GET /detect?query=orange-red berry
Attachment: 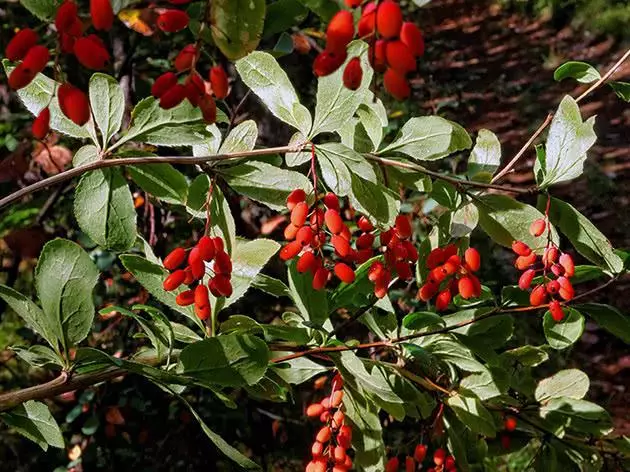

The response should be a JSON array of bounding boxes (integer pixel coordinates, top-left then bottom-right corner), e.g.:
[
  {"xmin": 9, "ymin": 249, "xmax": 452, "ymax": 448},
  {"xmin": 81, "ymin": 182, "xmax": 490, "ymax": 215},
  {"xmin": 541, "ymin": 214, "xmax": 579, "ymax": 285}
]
[
  {"xmin": 163, "ymin": 270, "xmax": 186, "ymax": 291},
  {"xmin": 386, "ymin": 40, "xmax": 416, "ymax": 74},
  {"xmin": 400, "ymin": 22, "xmax": 425, "ymax": 57},
  {"xmin": 511, "ymin": 240, "xmax": 531, "ymax": 257},
  {"xmin": 414, "ymin": 444, "xmax": 427, "ymax": 462},
  {"xmin": 557, "ymin": 276, "xmax": 574, "ymax": 301},
  {"xmin": 58, "ymin": 83, "xmax": 90, "ymax": 125},
  {"xmin": 208, "ymin": 274, "xmax": 233, "ymax": 297},
  {"xmin": 291, "ymin": 201, "xmax": 309, "ymax": 226},
  {"xmin": 433, "ymin": 448, "xmax": 446, "ymax": 466},
  {"xmin": 22, "ymin": 45, "xmax": 49, "ymax": 73},
  {"xmin": 368, "ymin": 38, "xmax": 388, "ymax": 72},
  {"xmin": 384, "ymin": 67, "xmax": 410, "ymax": 100},
  {"xmin": 197, "ymin": 236, "xmax": 216, "ymax": 261},
  {"xmin": 297, "ymin": 251, "xmax": 317, "ymax": 273},
  {"xmin": 357, "ymin": 215, "xmax": 373, "ymax": 232},
  {"xmin": 316, "ymin": 426, "xmax": 332, "ymax": 443},
  {"xmin": 306, "ymin": 403, "xmax": 325, "ymax": 417},
  {"xmin": 198, "ymin": 94, "xmax": 217, "ymax": 123},
  {"xmin": 175, "ymin": 289, "xmax": 195, "ymax": 306},
  {"xmin": 159, "ymin": 84, "xmax": 187, "ymax": 109},
  {"xmin": 515, "ymin": 252, "xmax": 537, "ymax": 270},
  {"xmin": 325, "ymin": 209, "xmax": 344, "ymax": 235},
  {"xmin": 464, "ymin": 247, "xmax": 481, "ymax": 271},
  {"xmin": 405, "ymin": 456, "xmax": 416, "ymax": 472},
  {"xmin": 385, "ymin": 457, "xmax": 400, "ymax": 472},
  {"xmin": 312, "ymin": 267, "xmax": 330, "ymax": 290},
  {"xmin": 326, "ymin": 10, "xmax": 354, "ymax": 53},
  {"xmin": 152, "ymin": 72, "xmax": 178, "ymax": 99},
  {"xmin": 313, "ymin": 49, "xmax": 347, "ymax": 77},
  {"xmin": 518, "ymin": 268, "xmax": 536, "ymax": 290},
  {"xmin": 436, "ymin": 289, "xmax": 452, "ymax": 311},
  {"xmin": 332, "ymin": 234, "xmax": 351, "ymax": 257},
  {"xmin": 418, "ymin": 281, "xmax": 438, "ymax": 301},
  {"xmin": 504, "ymin": 416, "xmax": 517, "ymax": 431},
  {"xmin": 549, "ymin": 300, "xmax": 564, "ymax": 322},
  {"xmin": 559, "ymin": 253, "xmax": 575, "ymax": 277},
  {"xmin": 287, "ymin": 189, "xmax": 306, "ymax": 210},
  {"xmin": 395, "ymin": 214, "xmax": 413, "ymax": 239},
  {"xmin": 164, "ymin": 247, "xmax": 187, "ymax": 270},
  {"xmin": 214, "ymin": 250, "xmax": 232, "ymax": 274},
  {"xmin": 174, "ymin": 44, "xmax": 197, "ymax": 71},
  {"xmin": 530, "ymin": 284, "xmax": 547, "ymax": 306},
  {"xmin": 376, "ymin": 1, "xmax": 402, "ymax": 38},
  {"xmin": 296, "ymin": 226, "xmax": 314, "ymax": 246},
  {"xmin": 334, "ymin": 263, "xmax": 355, "ymax": 283},
  {"xmin": 529, "ymin": 218, "xmax": 546, "ymax": 237},
  {"xmin": 73, "ymin": 35, "xmax": 109, "ymax": 70},
  {"xmin": 458, "ymin": 276, "xmax": 475, "ymax": 299}
]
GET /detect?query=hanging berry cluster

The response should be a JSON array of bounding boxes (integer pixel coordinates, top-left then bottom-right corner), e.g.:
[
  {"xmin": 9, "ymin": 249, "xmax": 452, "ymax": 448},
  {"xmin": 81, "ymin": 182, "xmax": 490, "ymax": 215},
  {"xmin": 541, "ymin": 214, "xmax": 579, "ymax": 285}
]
[
  {"xmin": 385, "ymin": 444, "xmax": 456, "ymax": 472},
  {"xmin": 417, "ymin": 245, "xmax": 482, "ymax": 311},
  {"xmin": 162, "ymin": 235, "xmax": 232, "ymax": 321},
  {"xmin": 513, "ymin": 217, "xmax": 575, "ymax": 322},
  {"xmin": 314, "ymin": 1, "xmax": 425, "ymax": 100},
  {"xmin": 305, "ymin": 374, "xmax": 353, "ymax": 472},
  {"xmin": 280, "ymin": 190, "xmax": 366, "ymax": 290},
  {"xmin": 367, "ymin": 215, "xmax": 419, "ymax": 298}
]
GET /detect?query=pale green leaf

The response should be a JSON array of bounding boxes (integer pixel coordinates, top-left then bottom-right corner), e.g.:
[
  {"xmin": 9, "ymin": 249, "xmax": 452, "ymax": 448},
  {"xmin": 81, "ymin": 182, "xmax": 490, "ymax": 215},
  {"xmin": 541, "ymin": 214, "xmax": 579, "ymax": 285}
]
[
  {"xmin": 542, "ymin": 308, "xmax": 584, "ymax": 350},
  {"xmin": 447, "ymin": 392, "xmax": 496, "ymax": 437},
  {"xmin": 535, "ymin": 369, "xmax": 590, "ymax": 402},
  {"xmin": 128, "ymin": 164, "xmax": 188, "ymax": 204},
  {"xmin": 287, "ymin": 259, "xmax": 328, "ymax": 326},
  {"xmin": 218, "ymin": 120, "xmax": 258, "ymax": 154},
  {"xmin": 450, "ymin": 202, "xmax": 479, "ymax": 238},
  {"xmin": 349, "ymin": 174, "xmax": 400, "ymax": 227},
  {"xmin": 271, "ymin": 354, "xmax": 328, "ymax": 384},
  {"xmin": 209, "ymin": 184, "xmax": 236, "ymax": 255},
  {"xmin": 73, "ymin": 145, "xmax": 100, "ymax": 167},
  {"xmin": 468, "ymin": 129, "xmax": 501, "ymax": 181},
  {"xmin": 1, "ymin": 401, "xmax": 64, "ymax": 451},
  {"xmin": 89, "ymin": 73, "xmax": 124, "ymax": 148}
]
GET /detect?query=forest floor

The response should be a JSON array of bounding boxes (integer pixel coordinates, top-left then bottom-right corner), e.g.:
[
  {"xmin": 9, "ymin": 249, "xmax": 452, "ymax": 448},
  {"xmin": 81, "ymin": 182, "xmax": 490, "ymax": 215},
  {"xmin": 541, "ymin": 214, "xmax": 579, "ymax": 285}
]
[{"xmin": 416, "ymin": 0, "xmax": 630, "ymax": 435}]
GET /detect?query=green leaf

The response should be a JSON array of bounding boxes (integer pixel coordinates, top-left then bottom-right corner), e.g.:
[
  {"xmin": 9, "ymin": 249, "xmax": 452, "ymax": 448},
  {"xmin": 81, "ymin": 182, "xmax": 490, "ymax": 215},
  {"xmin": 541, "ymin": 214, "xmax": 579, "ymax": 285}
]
[
  {"xmin": 186, "ymin": 174, "xmax": 212, "ymax": 219},
  {"xmin": 311, "ymin": 41, "xmax": 374, "ymax": 138},
  {"xmin": 73, "ymin": 144, "xmax": 100, "ymax": 166},
  {"xmin": 115, "ymin": 97, "xmax": 222, "ymax": 149},
  {"xmin": 349, "ymin": 174, "xmax": 400, "ymax": 227},
  {"xmin": 119, "ymin": 255, "xmax": 202, "ymax": 331},
  {"xmin": 316, "ymin": 142, "xmax": 377, "ymax": 196},
  {"xmin": 18, "ymin": 0, "xmax": 61, "ymax": 20},
  {"xmin": 2, "ymin": 59, "xmax": 94, "ymax": 141},
  {"xmin": 553, "ymin": 61, "xmax": 601, "ymax": 84},
  {"xmin": 222, "ymin": 239, "xmax": 280, "ymax": 309},
  {"xmin": 13, "ymin": 345, "xmax": 63, "ymax": 368},
  {"xmin": 35, "ymin": 239, "xmax": 99, "ymax": 347},
  {"xmin": 252, "ymin": 274, "xmax": 291, "ymax": 298},
  {"xmin": 296, "ymin": 0, "xmax": 339, "ymax": 21},
  {"xmin": 460, "ymin": 370, "xmax": 502, "ymax": 401},
  {"xmin": 468, "ymin": 129, "xmax": 501, "ymax": 181},
  {"xmin": 179, "ymin": 334, "xmax": 269, "ymax": 387},
  {"xmin": 1, "ymin": 401, "xmax": 64, "ymax": 451},
  {"xmin": 609, "ymin": 81, "xmax": 630, "ymax": 102},
  {"xmin": 356, "ymin": 101, "xmax": 388, "ymax": 151},
  {"xmin": 271, "ymin": 354, "xmax": 328, "ymax": 384},
  {"xmin": 89, "ymin": 73, "xmax": 124, "ymax": 148},
  {"xmin": 235, "ymin": 51, "xmax": 311, "ymax": 136},
  {"xmin": 343, "ymin": 385, "xmax": 385, "ymax": 471},
  {"xmin": 74, "ymin": 168, "xmax": 137, "ymax": 251},
  {"xmin": 209, "ymin": 184, "xmax": 236, "ymax": 255},
  {"xmin": 476, "ymin": 194, "xmax": 558, "ymax": 251},
  {"xmin": 450, "ymin": 202, "xmax": 479, "ymax": 238},
  {"xmin": 0, "ymin": 285, "xmax": 57, "ymax": 351},
  {"xmin": 402, "ymin": 311, "xmax": 446, "ymax": 330},
  {"xmin": 263, "ymin": 0, "xmax": 308, "ymax": 38},
  {"xmin": 424, "ymin": 335, "xmax": 487, "ymax": 373},
  {"xmin": 210, "ymin": 0, "xmax": 266, "ymax": 60},
  {"xmin": 535, "ymin": 369, "xmax": 589, "ymax": 402},
  {"xmin": 221, "ymin": 160, "xmax": 313, "ymax": 210},
  {"xmin": 542, "ymin": 308, "xmax": 584, "ymax": 350},
  {"xmin": 218, "ymin": 120, "xmax": 258, "ymax": 154},
  {"xmin": 545, "ymin": 196, "xmax": 624, "ymax": 273},
  {"xmin": 329, "ymin": 256, "xmax": 382, "ymax": 311},
  {"xmin": 537, "ymin": 96, "xmax": 596, "ymax": 188},
  {"xmin": 447, "ymin": 392, "xmax": 496, "ymax": 437},
  {"xmin": 378, "ymin": 116, "xmax": 472, "ymax": 161},
  {"xmin": 540, "ymin": 397, "xmax": 613, "ymax": 436},
  {"xmin": 502, "ymin": 345, "xmax": 549, "ymax": 367},
  {"xmin": 577, "ymin": 303, "xmax": 630, "ymax": 344},
  {"xmin": 287, "ymin": 259, "xmax": 328, "ymax": 326},
  {"xmin": 128, "ymin": 164, "xmax": 188, "ymax": 205},
  {"xmin": 192, "ymin": 124, "xmax": 222, "ymax": 157},
  {"xmin": 285, "ymin": 132, "xmax": 310, "ymax": 166}
]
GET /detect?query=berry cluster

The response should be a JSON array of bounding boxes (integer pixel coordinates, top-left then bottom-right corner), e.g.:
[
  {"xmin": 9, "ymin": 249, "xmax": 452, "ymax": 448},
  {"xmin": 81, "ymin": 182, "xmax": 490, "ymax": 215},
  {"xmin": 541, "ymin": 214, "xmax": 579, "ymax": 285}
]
[
  {"xmin": 385, "ymin": 445, "xmax": 456, "ymax": 472},
  {"xmin": 280, "ymin": 190, "xmax": 366, "ymax": 290},
  {"xmin": 305, "ymin": 374, "xmax": 353, "ymax": 472},
  {"xmin": 513, "ymin": 218, "xmax": 575, "ymax": 321},
  {"xmin": 314, "ymin": 1, "xmax": 425, "ymax": 100},
  {"xmin": 367, "ymin": 215, "xmax": 419, "ymax": 298},
  {"xmin": 162, "ymin": 236, "xmax": 232, "ymax": 321},
  {"xmin": 417, "ymin": 245, "xmax": 482, "ymax": 311}
]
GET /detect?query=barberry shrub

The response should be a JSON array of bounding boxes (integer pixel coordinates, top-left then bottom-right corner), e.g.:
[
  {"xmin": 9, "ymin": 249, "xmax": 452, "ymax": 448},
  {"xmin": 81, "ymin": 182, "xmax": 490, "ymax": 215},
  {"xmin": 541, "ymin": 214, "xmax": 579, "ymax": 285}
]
[{"xmin": 1, "ymin": 1, "xmax": 630, "ymax": 471}]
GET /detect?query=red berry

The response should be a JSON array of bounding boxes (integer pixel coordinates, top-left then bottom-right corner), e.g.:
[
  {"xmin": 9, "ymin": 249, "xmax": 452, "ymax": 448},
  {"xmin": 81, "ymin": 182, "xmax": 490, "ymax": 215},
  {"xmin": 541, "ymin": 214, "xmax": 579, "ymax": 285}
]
[
  {"xmin": 325, "ymin": 209, "xmax": 344, "ymax": 234},
  {"xmin": 400, "ymin": 22, "xmax": 425, "ymax": 57},
  {"xmin": 357, "ymin": 215, "xmax": 373, "ymax": 232},
  {"xmin": 433, "ymin": 448, "xmax": 446, "ymax": 466},
  {"xmin": 515, "ymin": 252, "xmax": 537, "ymax": 270},
  {"xmin": 332, "ymin": 409, "xmax": 345, "ymax": 427},
  {"xmin": 214, "ymin": 250, "xmax": 232, "ymax": 274},
  {"xmin": 280, "ymin": 241, "xmax": 302, "ymax": 261},
  {"xmin": 284, "ymin": 223, "xmax": 299, "ymax": 240},
  {"xmin": 296, "ymin": 226, "xmax": 314, "ymax": 246},
  {"xmin": 518, "ymin": 269, "xmax": 536, "ymax": 290},
  {"xmin": 429, "ymin": 266, "xmax": 448, "ymax": 284},
  {"xmin": 311, "ymin": 441, "xmax": 324, "ymax": 458},
  {"xmin": 458, "ymin": 276, "xmax": 475, "ymax": 299},
  {"xmin": 332, "ymin": 234, "xmax": 351, "ymax": 257},
  {"xmin": 334, "ymin": 262, "xmax": 355, "ymax": 283},
  {"xmin": 58, "ymin": 83, "xmax": 91, "ymax": 125},
  {"xmin": 436, "ymin": 289, "xmax": 452, "ymax": 311},
  {"xmin": 557, "ymin": 276, "xmax": 574, "ymax": 301},
  {"xmin": 195, "ymin": 304, "xmax": 211, "ymax": 321},
  {"xmin": 357, "ymin": 4, "xmax": 376, "ymax": 39},
  {"xmin": 208, "ymin": 274, "xmax": 233, "ymax": 297},
  {"xmin": 376, "ymin": 1, "xmax": 403, "ymax": 38},
  {"xmin": 212, "ymin": 237, "xmax": 225, "ymax": 253},
  {"xmin": 163, "ymin": 270, "xmax": 186, "ymax": 291},
  {"xmin": 512, "ymin": 240, "xmax": 531, "ymax": 257},
  {"xmin": 529, "ymin": 218, "xmax": 546, "ymax": 237},
  {"xmin": 194, "ymin": 283, "xmax": 209, "ymax": 305},
  {"xmin": 405, "ymin": 456, "xmax": 415, "ymax": 472},
  {"xmin": 344, "ymin": 0, "xmax": 362, "ymax": 6},
  {"xmin": 395, "ymin": 261, "xmax": 413, "ymax": 280},
  {"xmin": 546, "ymin": 279, "xmax": 560, "ymax": 294},
  {"xmin": 368, "ymin": 38, "xmax": 388, "ymax": 72},
  {"xmin": 286, "ymin": 189, "xmax": 306, "ymax": 210},
  {"xmin": 445, "ymin": 456, "xmax": 456, "ymax": 471},
  {"xmin": 504, "ymin": 416, "xmax": 517, "ymax": 431},
  {"xmin": 174, "ymin": 44, "xmax": 197, "ymax": 71},
  {"xmin": 543, "ymin": 246, "xmax": 559, "ymax": 268},
  {"xmin": 384, "ymin": 67, "xmax": 411, "ymax": 100},
  {"xmin": 368, "ymin": 261, "xmax": 385, "ymax": 282},
  {"xmin": 316, "ymin": 426, "xmax": 332, "ymax": 443},
  {"xmin": 157, "ymin": 10, "xmax": 190, "ymax": 32},
  {"xmin": 209, "ymin": 65, "xmax": 229, "ymax": 99},
  {"xmin": 159, "ymin": 84, "xmax": 187, "ymax": 109},
  {"xmin": 184, "ymin": 72, "xmax": 206, "ymax": 106},
  {"xmin": 312, "ymin": 267, "xmax": 330, "ymax": 290},
  {"xmin": 306, "ymin": 459, "xmax": 327, "ymax": 472},
  {"xmin": 290, "ymin": 201, "xmax": 309, "ymax": 226},
  {"xmin": 559, "ymin": 253, "xmax": 575, "ymax": 277},
  {"xmin": 296, "ymin": 251, "xmax": 317, "ymax": 273},
  {"xmin": 313, "ymin": 49, "xmax": 347, "ymax": 77},
  {"xmin": 164, "ymin": 247, "xmax": 187, "ymax": 270},
  {"xmin": 199, "ymin": 94, "xmax": 217, "ymax": 124},
  {"xmin": 22, "ymin": 45, "xmax": 49, "ymax": 74},
  {"xmin": 73, "ymin": 36, "xmax": 110, "ymax": 70},
  {"xmin": 151, "ymin": 72, "xmax": 178, "ymax": 99},
  {"xmin": 427, "ymin": 247, "xmax": 446, "ymax": 269},
  {"xmin": 306, "ymin": 403, "xmax": 325, "ymax": 417},
  {"xmin": 197, "ymin": 236, "xmax": 216, "ymax": 261},
  {"xmin": 356, "ymin": 232, "xmax": 375, "ymax": 250},
  {"xmin": 323, "ymin": 192, "xmax": 340, "ymax": 211},
  {"xmin": 464, "ymin": 247, "xmax": 481, "ymax": 271},
  {"xmin": 32, "ymin": 107, "xmax": 50, "ymax": 140},
  {"xmin": 386, "ymin": 40, "xmax": 416, "ymax": 74},
  {"xmin": 549, "ymin": 300, "xmax": 564, "ymax": 322},
  {"xmin": 418, "ymin": 281, "xmax": 438, "ymax": 301},
  {"xmin": 414, "ymin": 444, "xmax": 427, "ymax": 462},
  {"xmin": 55, "ymin": 1, "xmax": 79, "ymax": 34},
  {"xmin": 395, "ymin": 214, "xmax": 412, "ymax": 239},
  {"xmin": 342, "ymin": 57, "xmax": 363, "ymax": 91},
  {"xmin": 529, "ymin": 284, "xmax": 547, "ymax": 306},
  {"xmin": 175, "ymin": 289, "xmax": 195, "ymax": 306},
  {"xmin": 91, "ymin": 0, "xmax": 114, "ymax": 31},
  {"xmin": 385, "ymin": 457, "xmax": 400, "ymax": 472},
  {"xmin": 326, "ymin": 10, "xmax": 354, "ymax": 53},
  {"xmin": 5, "ymin": 28, "xmax": 38, "ymax": 61}
]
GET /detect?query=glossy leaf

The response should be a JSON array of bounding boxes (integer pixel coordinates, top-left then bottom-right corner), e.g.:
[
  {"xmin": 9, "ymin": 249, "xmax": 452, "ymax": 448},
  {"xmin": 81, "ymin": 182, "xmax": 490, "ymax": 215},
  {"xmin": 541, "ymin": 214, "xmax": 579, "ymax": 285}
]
[
  {"xmin": 1, "ymin": 401, "xmax": 64, "ymax": 451},
  {"xmin": 447, "ymin": 392, "xmax": 496, "ymax": 437},
  {"xmin": 577, "ymin": 303, "xmax": 630, "ymax": 344},
  {"xmin": 554, "ymin": 61, "xmax": 601, "ymax": 83},
  {"xmin": 210, "ymin": 0, "xmax": 266, "ymax": 60},
  {"xmin": 287, "ymin": 259, "xmax": 328, "ymax": 326},
  {"xmin": 468, "ymin": 129, "xmax": 501, "ymax": 181},
  {"xmin": 542, "ymin": 308, "xmax": 584, "ymax": 350},
  {"xmin": 89, "ymin": 73, "xmax": 124, "ymax": 148},
  {"xmin": 128, "ymin": 163, "xmax": 188, "ymax": 205}
]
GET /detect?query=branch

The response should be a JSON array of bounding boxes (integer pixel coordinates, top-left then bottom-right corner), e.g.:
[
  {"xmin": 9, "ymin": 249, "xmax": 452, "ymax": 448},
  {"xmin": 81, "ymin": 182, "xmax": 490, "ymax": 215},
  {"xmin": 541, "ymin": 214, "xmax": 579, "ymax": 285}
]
[
  {"xmin": 491, "ymin": 47, "xmax": 630, "ymax": 184},
  {"xmin": 0, "ymin": 144, "xmax": 305, "ymax": 210}
]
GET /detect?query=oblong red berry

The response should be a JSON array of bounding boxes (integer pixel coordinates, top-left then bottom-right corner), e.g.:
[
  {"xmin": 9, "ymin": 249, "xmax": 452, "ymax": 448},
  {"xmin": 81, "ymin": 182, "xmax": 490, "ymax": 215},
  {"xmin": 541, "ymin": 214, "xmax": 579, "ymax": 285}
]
[
  {"xmin": 313, "ymin": 49, "xmax": 347, "ymax": 77},
  {"xmin": 357, "ymin": 215, "xmax": 373, "ymax": 232},
  {"xmin": 284, "ymin": 223, "xmax": 299, "ymax": 240},
  {"xmin": 427, "ymin": 247, "xmax": 445, "ymax": 269},
  {"xmin": 515, "ymin": 252, "xmax": 537, "ymax": 270},
  {"xmin": 194, "ymin": 284, "xmax": 209, "ymax": 306},
  {"xmin": 58, "ymin": 83, "xmax": 90, "ymax": 125},
  {"xmin": 5, "ymin": 28, "xmax": 38, "ymax": 61},
  {"xmin": 163, "ymin": 269, "xmax": 186, "ymax": 291},
  {"xmin": 414, "ymin": 444, "xmax": 427, "ymax": 462},
  {"xmin": 418, "ymin": 282, "xmax": 438, "ymax": 301},
  {"xmin": 356, "ymin": 232, "xmax": 375, "ymax": 249},
  {"xmin": 376, "ymin": 1, "xmax": 402, "ymax": 38},
  {"xmin": 55, "ymin": 1, "xmax": 79, "ymax": 34},
  {"xmin": 559, "ymin": 253, "xmax": 575, "ymax": 277},
  {"xmin": 543, "ymin": 246, "xmax": 559, "ymax": 267},
  {"xmin": 332, "ymin": 234, "xmax": 351, "ymax": 257},
  {"xmin": 326, "ymin": 10, "xmax": 354, "ymax": 53},
  {"xmin": 357, "ymin": 3, "xmax": 376, "ymax": 39},
  {"xmin": 386, "ymin": 40, "xmax": 416, "ymax": 74},
  {"xmin": 343, "ymin": 57, "xmax": 363, "ymax": 91},
  {"xmin": 312, "ymin": 267, "xmax": 330, "ymax": 290},
  {"xmin": 199, "ymin": 94, "xmax": 217, "ymax": 124},
  {"xmin": 214, "ymin": 251, "xmax": 232, "ymax": 274},
  {"xmin": 280, "ymin": 240, "xmax": 302, "ymax": 261},
  {"xmin": 458, "ymin": 276, "xmax": 475, "ymax": 299},
  {"xmin": 195, "ymin": 304, "xmax": 211, "ymax": 321},
  {"xmin": 22, "ymin": 45, "xmax": 49, "ymax": 74},
  {"xmin": 175, "ymin": 289, "xmax": 195, "ymax": 306},
  {"xmin": 159, "ymin": 84, "xmax": 187, "ymax": 109},
  {"xmin": 512, "ymin": 240, "xmax": 531, "ymax": 257},
  {"xmin": 209, "ymin": 65, "xmax": 229, "ymax": 99},
  {"xmin": 306, "ymin": 403, "xmax": 325, "ymax": 417},
  {"xmin": 157, "ymin": 10, "xmax": 190, "ymax": 32},
  {"xmin": 32, "ymin": 107, "xmax": 50, "ymax": 140},
  {"xmin": 385, "ymin": 457, "xmax": 400, "ymax": 472},
  {"xmin": 164, "ymin": 247, "xmax": 187, "ymax": 270},
  {"xmin": 546, "ymin": 279, "xmax": 560, "ymax": 294},
  {"xmin": 297, "ymin": 251, "xmax": 317, "ymax": 273},
  {"xmin": 174, "ymin": 44, "xmax": 197, "ymax": 71},
  {"xmin": 405, "ymin": 456, "xmax": 415, "ymax": 472},
  {"xmin": 208, "ymin": 274, "xmax": 232, "ymax": 297},
  {"xmin": 286, "ymin": 189, "xmax": 306, "ymax": 210},
  {"xmin": 529, "ymin": 218, "xmax": 546, "ymax": 237},
  {"xmin": 400, "ymin": 22, "xmax": 425, "ymax": 57},
  {"xmin": 290, "ymin": 201, "xmax": 309, "ymax": 227},
  {"xmin": 296, "ymin": 226, "xmax": 314, "ymax": 246},
  {"xmin": 434, "ymin": 448, "xmax": 446, "ymax": 466},
  {"xmin": 557, "ymin": 276, "xmax": 574, "ymax": 301},
  {"xmin": 334, "ymin": 262, "xmax": 355, "ymax": 283},
  {"xmin": 436, "ymin": 289, "xmax": 451, "ymax": 311},
  {"xmin": 91, "ymin": 0, "xmax": 114, "ymax": 31},
  {"xmin": 384, "ymin": 67, "xmax": 410, "ymax": 100},
  {"xmin": 151, "ymin": 72, "xmax": 178, "ymax": 99},
  {"xmin": 504, "ymin": 416, "xmax": 517, "ymax": 432},
  {"xmin": 325, "ymin": 209, "xmax": 344, "ymax": 234},
  {"xmin": 549, "ymin": 300, "xmax": 564, "ymax": 322},
  {"xmin": 74, "ymin": 36, "xmax": 110, "ymax": 70},
  {"xmin": 212, "ymin": 237, "xmax": 225, "ymax": 253},
  {"xmin": 462, "ymin": 247, "xmax": 480, "ymax": 272},
  {"xmin": 184, "ymin": 72, "xmax": 205, "ymax": 106},
  {"xmin": 197, "ymin": 236, "xmax": 216, "ymax": 261},
  {"xmin": 334, "ymin": 446, "xmax": 347, "ymax": 464},
  {"xmin": 518, "ymin": 268, "xmax": 536, "ymax": 290},
  {"xmin": 529, "ymin": 284, "xmax": 547, "ymax": 306}
]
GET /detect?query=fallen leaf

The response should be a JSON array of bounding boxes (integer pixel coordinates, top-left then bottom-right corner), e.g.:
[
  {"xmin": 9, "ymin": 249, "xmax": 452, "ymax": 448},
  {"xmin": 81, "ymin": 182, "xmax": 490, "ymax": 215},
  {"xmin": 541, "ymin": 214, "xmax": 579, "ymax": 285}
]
[{"xmin": 32, "ymin": 144, "xmax": 72, "ymax": 175}]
